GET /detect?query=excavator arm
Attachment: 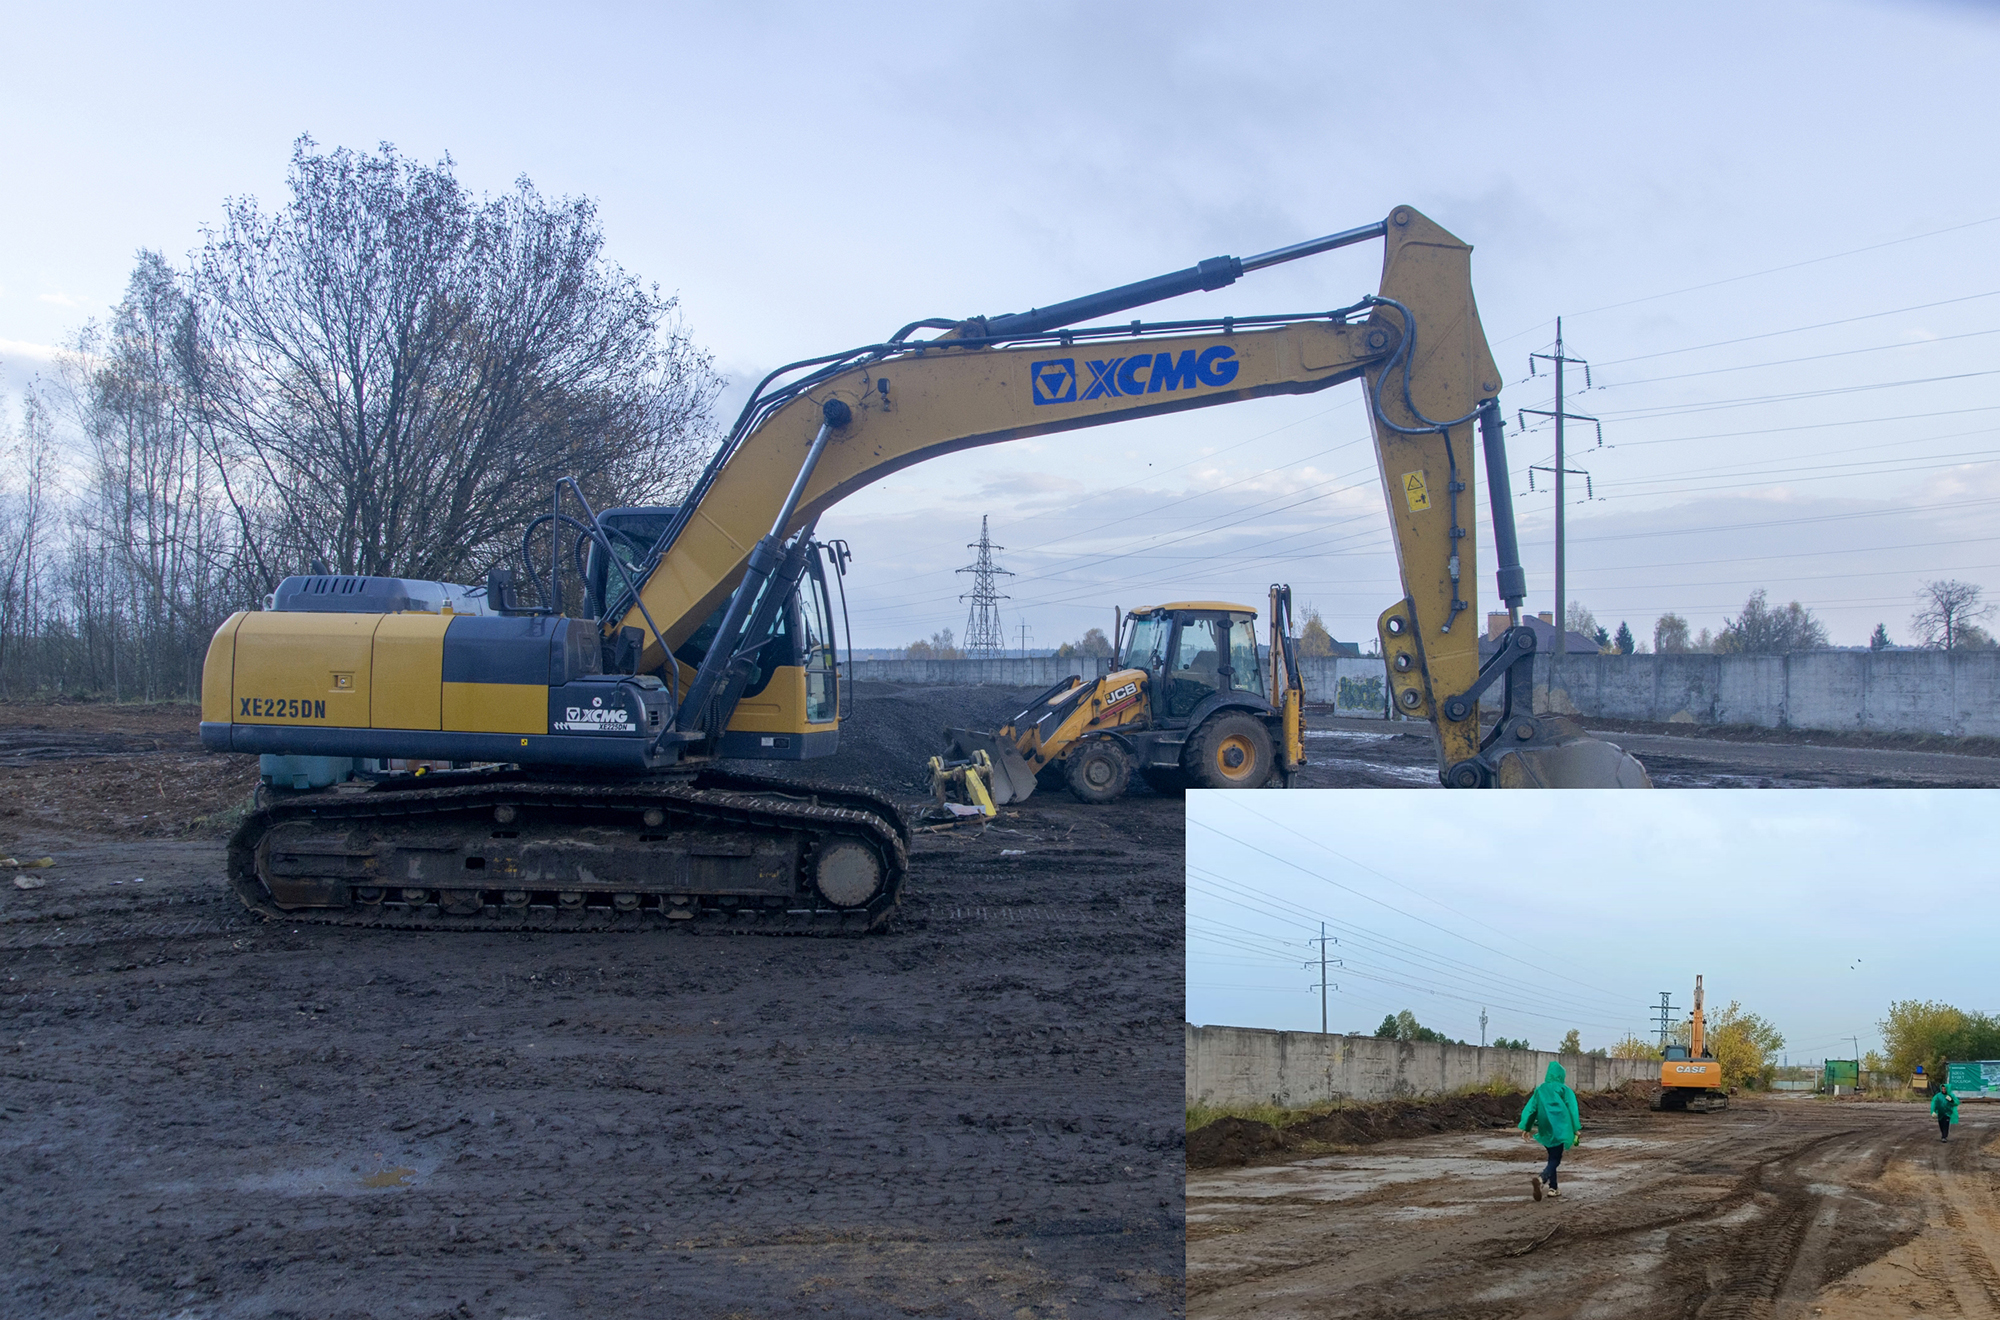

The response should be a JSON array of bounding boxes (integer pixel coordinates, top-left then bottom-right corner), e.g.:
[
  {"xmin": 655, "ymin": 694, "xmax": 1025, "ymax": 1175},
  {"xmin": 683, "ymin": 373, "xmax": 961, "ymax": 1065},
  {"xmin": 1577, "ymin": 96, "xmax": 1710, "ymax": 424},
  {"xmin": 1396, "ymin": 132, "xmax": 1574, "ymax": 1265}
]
[{"xmin": 610, "ymin": 206, "xmax": 1646, "ymax": 788}]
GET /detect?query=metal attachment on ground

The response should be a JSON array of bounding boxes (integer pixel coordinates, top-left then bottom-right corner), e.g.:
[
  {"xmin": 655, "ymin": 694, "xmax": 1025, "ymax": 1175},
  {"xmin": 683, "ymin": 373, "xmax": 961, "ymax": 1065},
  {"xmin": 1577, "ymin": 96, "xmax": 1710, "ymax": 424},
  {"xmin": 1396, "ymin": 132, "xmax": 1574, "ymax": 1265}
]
[{"xmin": 928, "ymin": 748, "xmax": 999, "ymax": 818}]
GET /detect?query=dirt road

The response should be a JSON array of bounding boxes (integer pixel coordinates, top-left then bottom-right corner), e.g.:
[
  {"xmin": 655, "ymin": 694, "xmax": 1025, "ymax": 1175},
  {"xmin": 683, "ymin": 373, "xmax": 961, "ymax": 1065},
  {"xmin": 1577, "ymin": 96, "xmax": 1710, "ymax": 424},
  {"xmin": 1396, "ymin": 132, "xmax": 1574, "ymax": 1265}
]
[
  {"xmin": 0, "ymin": 687, "xmax": 1184, "ymax": 1319},
  {"xmin": 1296, "ymin": 716, "xmax": 2000, "ymax": 788},
  {"xmin": 1189, "ymin": 1097, "xmax": 2000, "ymax": 1319}
]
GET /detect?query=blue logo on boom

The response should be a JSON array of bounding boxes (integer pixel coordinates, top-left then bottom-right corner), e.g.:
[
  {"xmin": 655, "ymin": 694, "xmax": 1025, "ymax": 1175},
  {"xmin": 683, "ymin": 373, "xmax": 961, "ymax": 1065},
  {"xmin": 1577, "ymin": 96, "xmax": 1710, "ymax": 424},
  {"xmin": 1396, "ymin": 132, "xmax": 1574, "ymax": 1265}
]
[
  {"xmin": 1031, "ymin": 345, "xmax": 1239, "ymax": 406},
  {"xmin": 1031, "ymin": 359, "xmax": 1077, "ymax": 404}
]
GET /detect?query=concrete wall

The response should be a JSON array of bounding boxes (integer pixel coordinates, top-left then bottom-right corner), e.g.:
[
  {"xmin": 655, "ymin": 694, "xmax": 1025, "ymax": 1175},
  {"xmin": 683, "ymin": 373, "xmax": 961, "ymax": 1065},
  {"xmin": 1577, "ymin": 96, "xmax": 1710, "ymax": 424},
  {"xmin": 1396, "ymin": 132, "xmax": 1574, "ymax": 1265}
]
[
  {"xmin": 1521, "ymin": 649, "xmax": 2000, "ymax": 737},
  {"xmin": 1186, "ymin": 1023, "xmax": 1658, "ymax": 1109},
  {"xmin": 848, "ymin": 650, "xmax": 2000, "ymax": 737}
]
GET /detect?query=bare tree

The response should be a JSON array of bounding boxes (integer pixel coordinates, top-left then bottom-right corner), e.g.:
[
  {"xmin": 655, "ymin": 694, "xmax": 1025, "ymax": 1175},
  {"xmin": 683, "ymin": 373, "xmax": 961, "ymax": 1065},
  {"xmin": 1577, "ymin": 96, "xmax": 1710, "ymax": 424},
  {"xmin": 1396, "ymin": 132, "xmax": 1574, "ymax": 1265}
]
[
  {"xmin": 1714, "ymin": 589, "xmax": 1828, "ymax": 654},
  {"xmin": 1911, "ymin": 579, "xmax": 1996, "ymax": 651},
  {"xmin": 185, "ymin": 137, "xmax": 721, "ymax": 588},
  {"xmin": 0, "ymin": 384, "xmax": 58, "ymax": 696}
]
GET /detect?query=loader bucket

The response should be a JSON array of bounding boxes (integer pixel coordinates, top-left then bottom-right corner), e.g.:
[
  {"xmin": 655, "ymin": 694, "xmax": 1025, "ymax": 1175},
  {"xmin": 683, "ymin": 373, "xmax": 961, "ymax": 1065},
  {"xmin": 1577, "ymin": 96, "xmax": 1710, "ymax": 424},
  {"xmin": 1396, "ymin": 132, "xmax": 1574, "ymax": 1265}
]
[
  {"xmin": 939, "ymin": 728, "xmax": 1040, "ymax": 805},
  {"xmin": 1491, "ymin": 718, "xmax": 1653, "ymax": 788}
]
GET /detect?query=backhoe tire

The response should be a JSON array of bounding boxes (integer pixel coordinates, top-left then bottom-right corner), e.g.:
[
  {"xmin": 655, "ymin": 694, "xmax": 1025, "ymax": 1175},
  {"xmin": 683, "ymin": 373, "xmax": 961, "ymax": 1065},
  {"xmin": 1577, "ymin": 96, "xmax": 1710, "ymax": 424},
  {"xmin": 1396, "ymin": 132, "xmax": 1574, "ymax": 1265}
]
[
  {"xmin": 1140, "ymin": 767, "xmax": 1189, "ymax": 797},
  {"xmin": 1065, "ymin": 740, "xmax": 1132, "ymax": 804},
  {"xmin": 1186, "ymin": 712, "xmax": 1274, "ymax": 790}
]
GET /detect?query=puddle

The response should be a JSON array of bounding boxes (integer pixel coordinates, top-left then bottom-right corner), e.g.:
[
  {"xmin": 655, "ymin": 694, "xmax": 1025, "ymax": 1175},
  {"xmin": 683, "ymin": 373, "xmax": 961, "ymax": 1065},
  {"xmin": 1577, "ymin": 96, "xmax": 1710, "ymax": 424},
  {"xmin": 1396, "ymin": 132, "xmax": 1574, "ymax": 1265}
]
[
  {"xmin": 1305, "ymin": 729, "xmax": 1400, "ymax": 743},
  {"xmin": 360, "ymin": 1166, "xmax": 415, "ymax": 1188}
]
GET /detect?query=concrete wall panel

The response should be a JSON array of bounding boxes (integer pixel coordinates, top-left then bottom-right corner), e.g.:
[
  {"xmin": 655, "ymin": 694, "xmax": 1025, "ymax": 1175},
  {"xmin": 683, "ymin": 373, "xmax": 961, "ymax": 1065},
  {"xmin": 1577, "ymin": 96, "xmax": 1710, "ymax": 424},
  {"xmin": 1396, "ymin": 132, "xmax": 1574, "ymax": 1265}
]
[{"xmin": 1186, "ymin": 1024, "xmax": 1659, "ymax": 1108}]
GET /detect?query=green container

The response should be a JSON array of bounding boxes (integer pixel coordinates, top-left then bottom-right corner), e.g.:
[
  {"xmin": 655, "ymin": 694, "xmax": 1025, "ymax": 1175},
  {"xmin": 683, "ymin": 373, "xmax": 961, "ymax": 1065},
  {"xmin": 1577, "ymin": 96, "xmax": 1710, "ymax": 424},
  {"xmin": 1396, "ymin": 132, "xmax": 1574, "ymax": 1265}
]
[{"xmin": 1823, "ymin": 1059, "xmax": 1858, "ymax": 1087}]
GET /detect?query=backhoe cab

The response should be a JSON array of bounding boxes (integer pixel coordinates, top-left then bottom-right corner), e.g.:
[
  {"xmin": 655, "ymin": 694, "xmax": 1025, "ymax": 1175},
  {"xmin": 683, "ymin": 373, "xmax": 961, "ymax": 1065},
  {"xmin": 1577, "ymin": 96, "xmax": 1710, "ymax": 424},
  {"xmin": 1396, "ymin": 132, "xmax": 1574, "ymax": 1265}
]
[{"xmin": 933, "ymin": 587, "xmax": 1306, "ymax": 807}]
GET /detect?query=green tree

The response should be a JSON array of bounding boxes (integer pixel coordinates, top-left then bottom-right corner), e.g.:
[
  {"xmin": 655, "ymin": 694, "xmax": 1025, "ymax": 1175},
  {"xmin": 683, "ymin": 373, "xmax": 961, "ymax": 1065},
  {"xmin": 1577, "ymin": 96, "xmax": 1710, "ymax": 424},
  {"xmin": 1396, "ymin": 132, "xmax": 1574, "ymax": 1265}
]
[
  {"xmin": 1705, "ymin": 1000, "xmax": 1785, "ymax": 1091},
  {"xmin": 1298, "ymin": 606, "xmax": 1335, "ymax": 658},
  {"xmin": 1869, "ymin": 623, "xmax": 1891, "ymax": 651},
  {"xmin": 1492, "ymin": 1036, "xmax": 1531, "ymax": 1051},
  {"xmin": 1654, "ymin": 613, "xmax": 1692, "ymax": 653},
  {"xmin": 905, "ymin": 628, "xmax": 962, "ymax": 660},
  {"xmin": 1611, "ymin": 1033, "xmax": 1662, "ymax": 1061},
  {"xmin": 1613, "ymin": 622, "xmax": 1635, "ymax": 655},
  {"xmin": 1715, "ymin": 589, "xmax": 1829, "ymax": 654},
  {"xmin": 1558, "ymin": 1028, "xmax": 1583, "ymax": 1054},
  {"xmin": 1374, "ymin": 1009, "xmax": 1459, "ymax": 1045},
  {"xmin": 1878, "ymin": 1000, "xmax": 2000, "ymax": 1081},
  {"xmin": 1057, "ymin": 626, "xmax": 1114, "ymax": 659}
]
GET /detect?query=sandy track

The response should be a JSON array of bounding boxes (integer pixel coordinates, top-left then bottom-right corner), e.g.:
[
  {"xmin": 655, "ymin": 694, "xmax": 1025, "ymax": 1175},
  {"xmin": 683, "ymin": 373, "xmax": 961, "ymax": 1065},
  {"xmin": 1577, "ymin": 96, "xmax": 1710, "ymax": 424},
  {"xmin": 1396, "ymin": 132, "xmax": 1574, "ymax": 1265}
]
[
  {"xmin": 0, "ymin": 689, "xmax": 1185, "ymax": 1319},
  {"xmin": 1188, "ymin": 1098, "xmax": 2000, "ymax": 1319}
]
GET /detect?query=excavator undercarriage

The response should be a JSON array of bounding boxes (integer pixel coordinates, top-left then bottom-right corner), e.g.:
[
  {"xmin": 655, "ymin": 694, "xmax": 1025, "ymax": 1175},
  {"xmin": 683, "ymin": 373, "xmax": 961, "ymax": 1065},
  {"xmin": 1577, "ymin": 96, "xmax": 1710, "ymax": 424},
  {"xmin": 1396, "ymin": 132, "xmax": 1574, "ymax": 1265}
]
[{"xmin": 230, "ymin": 767, "xmax": 907, "ymax": 933}]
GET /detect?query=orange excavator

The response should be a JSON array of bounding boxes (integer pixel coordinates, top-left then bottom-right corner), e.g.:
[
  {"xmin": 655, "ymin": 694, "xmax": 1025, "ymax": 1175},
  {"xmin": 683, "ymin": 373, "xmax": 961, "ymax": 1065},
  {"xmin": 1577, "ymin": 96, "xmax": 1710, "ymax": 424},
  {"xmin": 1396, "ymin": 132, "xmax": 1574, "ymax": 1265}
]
[{"xmin": 1654, "ymin": 975, "xmax": 1727, "ymax": 1112}]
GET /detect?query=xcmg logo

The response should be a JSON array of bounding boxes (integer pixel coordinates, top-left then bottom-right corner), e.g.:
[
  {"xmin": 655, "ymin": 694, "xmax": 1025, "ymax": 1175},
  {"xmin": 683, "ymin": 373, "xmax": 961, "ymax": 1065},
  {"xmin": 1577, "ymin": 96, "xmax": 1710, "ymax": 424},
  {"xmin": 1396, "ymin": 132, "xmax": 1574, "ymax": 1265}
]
[{"xmin": 1031, "ymin": 345, "xmax": 1241, "ymax": 406}]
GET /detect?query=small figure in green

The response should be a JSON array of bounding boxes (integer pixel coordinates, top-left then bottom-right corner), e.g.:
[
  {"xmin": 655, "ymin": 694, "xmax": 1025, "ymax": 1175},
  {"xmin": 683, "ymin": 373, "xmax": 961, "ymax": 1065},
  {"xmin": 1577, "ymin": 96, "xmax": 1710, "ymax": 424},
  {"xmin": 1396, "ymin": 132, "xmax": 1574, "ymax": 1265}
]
[{"xmin": 1519, "ymin": 1060, "xmax": 1581, "ymax": 1199}]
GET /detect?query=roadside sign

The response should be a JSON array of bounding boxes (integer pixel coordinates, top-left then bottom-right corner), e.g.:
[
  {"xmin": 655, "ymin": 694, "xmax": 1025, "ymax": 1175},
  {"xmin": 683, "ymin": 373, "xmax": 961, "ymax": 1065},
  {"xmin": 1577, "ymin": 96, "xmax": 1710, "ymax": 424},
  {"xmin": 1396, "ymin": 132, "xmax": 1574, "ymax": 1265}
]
[{"xmin": 1946, "ymin": 1061, "xmax": 2000, "ymax": 1097}]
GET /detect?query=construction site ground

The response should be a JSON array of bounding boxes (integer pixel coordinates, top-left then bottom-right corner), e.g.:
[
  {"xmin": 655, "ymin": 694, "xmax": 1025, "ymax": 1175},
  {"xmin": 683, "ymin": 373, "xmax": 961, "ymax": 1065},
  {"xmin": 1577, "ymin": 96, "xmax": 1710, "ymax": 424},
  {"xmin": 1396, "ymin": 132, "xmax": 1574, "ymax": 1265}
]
[
  {"xmin": 0, "ymin": 684, "xmax": 1182, "ymax": 1320},
  {"xmin": 1297, "ymin": 711, "xmax": 2000, "ymax": 787},
  {"xmin": 1189, "ymin": 1094, "xmax": 2000, "ymax": 1319}
]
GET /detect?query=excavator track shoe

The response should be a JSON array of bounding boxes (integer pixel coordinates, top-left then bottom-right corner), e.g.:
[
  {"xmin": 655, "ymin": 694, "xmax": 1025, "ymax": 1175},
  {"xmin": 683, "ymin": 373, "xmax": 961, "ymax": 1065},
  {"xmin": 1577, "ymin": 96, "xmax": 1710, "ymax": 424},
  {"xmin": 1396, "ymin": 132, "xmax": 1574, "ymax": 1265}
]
[{"xmin": 226, "ymin": 768, "xmax": 908, "ymax": 936}]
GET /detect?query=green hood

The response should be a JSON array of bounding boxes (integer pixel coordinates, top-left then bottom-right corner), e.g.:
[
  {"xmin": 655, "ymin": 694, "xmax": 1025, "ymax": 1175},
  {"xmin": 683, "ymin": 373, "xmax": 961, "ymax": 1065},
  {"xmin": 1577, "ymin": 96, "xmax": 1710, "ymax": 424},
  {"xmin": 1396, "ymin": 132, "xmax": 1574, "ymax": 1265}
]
[{"xmin": 1520, "ymin": 1059, "xmax": 1581, "ymax": 1146}]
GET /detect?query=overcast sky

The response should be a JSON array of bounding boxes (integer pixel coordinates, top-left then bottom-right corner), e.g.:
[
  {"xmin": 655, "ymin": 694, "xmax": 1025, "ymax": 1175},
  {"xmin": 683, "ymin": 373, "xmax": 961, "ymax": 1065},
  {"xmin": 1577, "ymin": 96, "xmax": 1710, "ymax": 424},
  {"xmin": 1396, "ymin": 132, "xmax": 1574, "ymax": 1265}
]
[
  {"xmin": 1186, "ymin": 789, "xmax": 1992, "ymax": 1064},
  {"xmin": 6, "ymin": 3, "xmax": 2000, "ymax": 650}
]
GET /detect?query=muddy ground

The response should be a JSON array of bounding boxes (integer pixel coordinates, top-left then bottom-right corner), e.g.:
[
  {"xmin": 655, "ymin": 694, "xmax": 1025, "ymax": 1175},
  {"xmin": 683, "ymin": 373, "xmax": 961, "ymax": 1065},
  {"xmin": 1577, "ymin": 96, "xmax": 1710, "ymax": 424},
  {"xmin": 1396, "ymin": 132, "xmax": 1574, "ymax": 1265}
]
[
  {"xmin": 0, "ymin": 685, "xmax": 1183, "ymax": 1320},
  {"xmin": 1295, "ymin": 713, "xmax": 2000, "ymax": 788},
  {"xmin": 1188, "ymin": 1096, "xmax": 2000, "ymax": 1319}
]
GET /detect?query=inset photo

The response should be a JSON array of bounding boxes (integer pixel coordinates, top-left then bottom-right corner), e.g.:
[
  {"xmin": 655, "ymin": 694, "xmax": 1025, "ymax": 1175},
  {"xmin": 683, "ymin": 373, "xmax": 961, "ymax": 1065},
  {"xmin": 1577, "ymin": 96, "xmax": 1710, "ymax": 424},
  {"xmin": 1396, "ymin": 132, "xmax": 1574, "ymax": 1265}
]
[{"xmin": 1186, "ymin": 789, "xmax": 1998, "ymax": 1318}]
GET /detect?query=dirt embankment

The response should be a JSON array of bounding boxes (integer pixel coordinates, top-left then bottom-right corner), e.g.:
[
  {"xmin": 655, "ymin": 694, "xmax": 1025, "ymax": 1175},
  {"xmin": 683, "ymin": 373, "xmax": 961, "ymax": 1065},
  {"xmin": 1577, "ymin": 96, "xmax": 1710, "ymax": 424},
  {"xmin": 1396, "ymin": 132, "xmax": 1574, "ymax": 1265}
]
[{"xmin": 1189, "ymin": 1081, "xmax": 1657, "ymax": 1170}]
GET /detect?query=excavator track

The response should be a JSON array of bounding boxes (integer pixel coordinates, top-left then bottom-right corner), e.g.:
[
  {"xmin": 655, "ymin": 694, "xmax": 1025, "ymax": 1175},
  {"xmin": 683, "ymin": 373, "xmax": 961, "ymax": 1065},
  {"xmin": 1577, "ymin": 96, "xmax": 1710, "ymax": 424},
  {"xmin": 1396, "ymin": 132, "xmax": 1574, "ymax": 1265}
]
[{"xmin": 225, "ymin": 767, "xmax": 909, "ymax": 935}]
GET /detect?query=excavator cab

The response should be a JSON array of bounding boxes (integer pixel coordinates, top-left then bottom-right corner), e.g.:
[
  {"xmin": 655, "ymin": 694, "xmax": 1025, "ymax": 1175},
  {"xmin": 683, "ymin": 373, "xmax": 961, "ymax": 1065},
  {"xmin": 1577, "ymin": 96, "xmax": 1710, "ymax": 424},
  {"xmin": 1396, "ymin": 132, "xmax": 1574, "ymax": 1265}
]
[{"xmin": 583, "ymin": 506, "xmax": 845, "ymax": 760}]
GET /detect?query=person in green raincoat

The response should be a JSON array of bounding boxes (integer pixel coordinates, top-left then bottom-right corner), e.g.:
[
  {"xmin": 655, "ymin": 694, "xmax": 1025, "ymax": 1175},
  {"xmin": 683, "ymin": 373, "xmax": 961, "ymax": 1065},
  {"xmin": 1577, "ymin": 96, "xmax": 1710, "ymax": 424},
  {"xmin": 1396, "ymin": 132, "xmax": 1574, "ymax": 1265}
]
[
  {"xmin": 1932, "ymin": 1078, "xmax": 1958, "ymax": 1142},
  {"xmin": 1518, "ymin": 1059, "xmax": 1581, "ymax": 1200}
]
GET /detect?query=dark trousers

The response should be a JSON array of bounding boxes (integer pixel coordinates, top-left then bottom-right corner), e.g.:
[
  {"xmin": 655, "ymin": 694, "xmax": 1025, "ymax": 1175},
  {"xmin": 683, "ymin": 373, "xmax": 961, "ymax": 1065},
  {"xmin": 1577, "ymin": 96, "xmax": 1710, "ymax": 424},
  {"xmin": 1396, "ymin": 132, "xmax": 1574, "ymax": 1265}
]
[
  {"xmin": 1541, "ymin": 1143, "xmax": 1564, "ymax": 1188},
  {"xmin": 1939, "ymin": 1113, "xmax": 1952, "ymax": 1139}
]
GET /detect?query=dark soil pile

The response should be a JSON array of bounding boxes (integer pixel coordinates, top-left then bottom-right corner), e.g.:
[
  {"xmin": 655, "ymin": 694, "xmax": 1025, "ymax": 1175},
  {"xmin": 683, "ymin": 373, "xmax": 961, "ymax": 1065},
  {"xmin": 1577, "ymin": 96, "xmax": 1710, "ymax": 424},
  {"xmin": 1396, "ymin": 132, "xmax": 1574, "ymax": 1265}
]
[{"xmin": 1189, "ymin": 1080, "xmax": 1657, "ymax": 1170}]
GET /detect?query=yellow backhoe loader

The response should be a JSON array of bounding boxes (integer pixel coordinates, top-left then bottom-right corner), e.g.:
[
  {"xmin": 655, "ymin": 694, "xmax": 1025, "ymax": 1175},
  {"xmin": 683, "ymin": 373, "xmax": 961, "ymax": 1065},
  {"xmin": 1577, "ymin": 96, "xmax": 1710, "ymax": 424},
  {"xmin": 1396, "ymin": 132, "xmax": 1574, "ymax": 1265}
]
[
  {"xmin": 199, "ymin": 205, "xmax": 1650, "ymax": 934},
  {"xmin": 933, "ymin": 586, "xmax": 1307, "ymax": 805},
  {"xmin": 1654, "ymin": 975, "xmax": 1728, "ymax": 1112}
]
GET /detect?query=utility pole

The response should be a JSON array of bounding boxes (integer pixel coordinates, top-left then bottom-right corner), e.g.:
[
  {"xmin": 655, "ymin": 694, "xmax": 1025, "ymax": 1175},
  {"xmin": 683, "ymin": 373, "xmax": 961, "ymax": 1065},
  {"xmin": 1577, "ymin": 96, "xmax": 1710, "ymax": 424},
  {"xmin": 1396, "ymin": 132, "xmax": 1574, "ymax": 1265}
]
[
  {"xmin": 1522, "ymin": 320, "xmax": 1600, "ymax": 683},
  {"xmin": 1480, "ymin": 1007, "xmax": 1489, "ymax": 1049},
  {"xmin": 1305, "ymin": 925, "xmax": 1339, "ymax": 1034},
  {"xmin": 1016, "ymin": 620, "xmax": 1033, "ymax": 659},
  {"xmin": 1653, "ymin": 991, "xmax": 1679, "ymax": 1051}
]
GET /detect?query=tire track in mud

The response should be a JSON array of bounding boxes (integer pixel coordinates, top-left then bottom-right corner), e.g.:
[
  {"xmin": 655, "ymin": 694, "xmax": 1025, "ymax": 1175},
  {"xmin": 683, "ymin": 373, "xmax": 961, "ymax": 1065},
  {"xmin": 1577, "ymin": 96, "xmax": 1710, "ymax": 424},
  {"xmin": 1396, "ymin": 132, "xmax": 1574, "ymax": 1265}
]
[{"xmin": 1188, "ymin": 1103, "xmax": 1971, "ymax": 1320}]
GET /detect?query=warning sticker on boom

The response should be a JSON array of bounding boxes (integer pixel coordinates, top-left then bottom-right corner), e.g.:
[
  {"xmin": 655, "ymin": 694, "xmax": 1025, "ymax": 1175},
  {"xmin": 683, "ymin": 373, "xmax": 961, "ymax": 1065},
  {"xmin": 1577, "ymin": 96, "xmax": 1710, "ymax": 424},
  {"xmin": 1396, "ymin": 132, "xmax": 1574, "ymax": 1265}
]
[{"xmin": 1401, "ymin": 471, "xmax": 1431, "ymax": 512}]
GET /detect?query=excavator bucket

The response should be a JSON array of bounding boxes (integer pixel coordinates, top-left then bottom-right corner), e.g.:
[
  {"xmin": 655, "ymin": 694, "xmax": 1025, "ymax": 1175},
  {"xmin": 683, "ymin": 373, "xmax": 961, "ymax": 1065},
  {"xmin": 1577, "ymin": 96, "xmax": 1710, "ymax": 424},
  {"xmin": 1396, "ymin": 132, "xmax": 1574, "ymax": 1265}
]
[
  {"xmin": 1489, "ymin": 719, "xmax": 1653, "ymax": 789},
  {"xmin": 938, "ymin": 728, "xmax": 1040, "ymax": 805}
]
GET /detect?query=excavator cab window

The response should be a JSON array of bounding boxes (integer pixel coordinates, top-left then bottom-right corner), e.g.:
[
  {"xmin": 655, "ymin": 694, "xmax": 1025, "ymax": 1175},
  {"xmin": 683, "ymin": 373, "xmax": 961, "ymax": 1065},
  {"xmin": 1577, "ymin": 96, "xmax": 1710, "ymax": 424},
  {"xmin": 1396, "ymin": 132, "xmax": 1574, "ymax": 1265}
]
[
  {"xmin": 801, "ymin": 553, "xmax": 838, "ymax": 724},
  {"xmin": 1165, "ymin": 616, "xmax": 1225, "ymax": 718},
  {"xmin": 583, "ymin": 506, "xmax": 675, "ymax": 619}
]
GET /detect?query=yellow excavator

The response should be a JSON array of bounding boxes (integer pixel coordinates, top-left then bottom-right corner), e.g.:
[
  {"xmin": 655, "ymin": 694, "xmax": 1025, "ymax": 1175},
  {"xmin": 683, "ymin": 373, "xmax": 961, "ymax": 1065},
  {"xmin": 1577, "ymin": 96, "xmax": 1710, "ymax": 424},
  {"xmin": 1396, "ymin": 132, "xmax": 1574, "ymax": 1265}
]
[
  {"xmin": 200, "ymin": 205, "xmax": 1650, "ymax": 933},
  {"xmin": 933, "ymin": 586, "xmax": 1307, "ymax": 806},
  {"xmin": 1654, "ymin": 975, "xmax": 1728, "ymax": 1112}
]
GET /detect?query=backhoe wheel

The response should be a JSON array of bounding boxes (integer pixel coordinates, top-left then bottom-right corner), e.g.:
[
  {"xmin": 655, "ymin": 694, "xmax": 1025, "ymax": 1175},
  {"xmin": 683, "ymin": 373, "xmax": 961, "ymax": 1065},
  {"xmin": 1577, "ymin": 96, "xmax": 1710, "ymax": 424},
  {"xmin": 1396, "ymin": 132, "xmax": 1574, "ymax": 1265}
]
[
  {"xmin": 1186, "ymin": 712, "xmax": 1274, "ymax": 790},
  {"xmin": 1064, "ymin": 740, "xmax": 1132, "ymax": 804}
]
